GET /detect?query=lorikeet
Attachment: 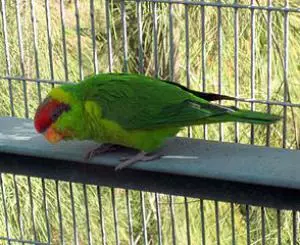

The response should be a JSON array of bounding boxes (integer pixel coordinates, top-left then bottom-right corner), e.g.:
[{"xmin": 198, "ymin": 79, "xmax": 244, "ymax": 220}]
[{"xmin": 34, "ymin": 73, "xmax": 280, "ymax": 170}]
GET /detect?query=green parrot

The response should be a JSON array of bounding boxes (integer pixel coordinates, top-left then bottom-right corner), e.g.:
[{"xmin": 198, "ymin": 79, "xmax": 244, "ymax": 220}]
[{"xmin": 34, "ymin": 73, "xmax": 280, "ymax": 170}]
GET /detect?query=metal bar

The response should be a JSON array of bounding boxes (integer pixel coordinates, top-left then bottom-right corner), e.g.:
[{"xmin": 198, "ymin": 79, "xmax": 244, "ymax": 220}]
[
  {"xmin": 0, "ymin": 174, "xmax": 11, "ymax": 245},
  {"xmin": 231, "ymin": 203, "xmax": 235, "ymax": 245},
  {"xmin": 125, "ymin": 0, "xmax": 300, "ymax": 13},
  {"xmin": 168, "ymin": 2, "xmax": 174, "ymax": 80},
  {"xmin": 282, "ymin": 0, "xmax": 289, "ymax": 149},
  {"xmin": 184, "ymin": 197, "xmax": 191, "ymax": 245},
  {"xmin": 30, "ymin": 0, "xmax": 42, "ymax": 102},
  {"xmin": 0, "ymin": 74, "xmax": 299, "ymax": 108},
  {"xmin": 169, "ymin": 195, "xmax": 176, "ymax": 245},
  {"xmin": 13, "ymin": 175, "xmax": 23, "ymax": 244},
  {"xmin": 0, "ymin": 237, "xmax": 48, "ymax": 245},
  {"xmin": 292, "ymin": 211, "xmax": 298, "ymax": 245},
  {"xmin": 250, "ymin": 0, "xmax": 255, "ymax": 145},
  {"xmin": 126, "ymin": 190, "xmax": 133, "ymax": 245},
  {"xmin": 111, "ymin": 188, "xmax": 119, "ymax": 245},
  {"xmin": 1, "ymin": 0, "xmax": 14, "ymax": 116},
  {"xmin": 97, "ymin": 186, "xmax": 106, "ymax": 245},
  {"xmin": 55, "ymin": 180, "xmax": 64, "ymax": 244},
  {"xmin": 201, "ymin": 0, "xmax": 207, "ymax": 140},
  {"xmin": 1, "ymin": 150, "xmax": 300, "ymax": 211},
  {"xmin": 234, "ymin": 0, "xmax": 239, "ymax": 143},
  {"xmin": 45, "ymin": 0, "xmax": 54, "ymax": 84},
  {"xmin": 215, "ymin": 201, "xmax": 220, "ymax": 245},
  {"xmin": 140, "ymin": 191, "xmax": 148, "ymax": 245},
  {"xmin": 15, "ymin": 0, "xmax": 28, "ymax": 118},
  {"xmin": 277, "ymin": 209, "xmax": 281, "ymax": 245},
  {"xmin": 155, "ymin": 193, "xmax": 162, "ymax": 245},
  {"xmin": 200, "ymin": 199, "xmax": 206, "ymax": 245},
  {"xmin": 69, "ymin": 182, "xmax": 78, "ymax": 245},
  {"xmin": 83, "ymin": 184, "xmax": 92, "ymax": 245},
  {"xmin": 27, "ymin": 177, "xmax": 37, "ymax": 241},
  {"xmin": 90, "ymin": 0, "xmax": 98, "ymax": 74},
  {"xmin": 185, "ymin": 4, "xmax": 192, "ymax": 138},
  {"xmin": 261, "ymin": 207, "xmax": 265, "ymax": 245},
  {"xmin": 74, "ymin": 0, "xmax": 83, "ymax": 79},
  {"xmin": 121, "ymin": 0, "xmax": 128, "ymax": 73},
  {"xmin": 41, "ymin": 178, "xmax": 51, "ymax": 243},
  {"xmin": 217, "ymin": 0, "xmax": 223, "ymax": 142},
  {"xmin": 266, "ymin": 0, "xmax": 272, "ymax": 147},
  {"xmin": 105, "ymin": 0, "xmax": 113, "ymax": 72},
  {"xmin": 137, "ymin": 0, "xmax": 143, "ymax": 73},
  {"xmin": 60, "ymin": 0, "xmax": 68, "ymax": 81},
  {"xmin": 153, "ymin": 1, "xmax": 159, "ymax": 77},
  {"xmin": 246, "ymin": 205, "xmax": 250, "ymax": 245}
]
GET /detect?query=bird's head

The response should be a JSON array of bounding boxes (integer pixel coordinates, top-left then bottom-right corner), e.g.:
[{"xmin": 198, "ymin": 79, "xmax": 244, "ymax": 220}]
[{"xmin": 34, "ymin": 87, "xmax": 75, "ymax": 144}]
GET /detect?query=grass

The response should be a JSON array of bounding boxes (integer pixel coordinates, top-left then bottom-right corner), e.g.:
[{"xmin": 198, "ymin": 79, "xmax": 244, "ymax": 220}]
[{"xmin": 0, "ymin": 0, "xmax": 299, "ymax": 244}]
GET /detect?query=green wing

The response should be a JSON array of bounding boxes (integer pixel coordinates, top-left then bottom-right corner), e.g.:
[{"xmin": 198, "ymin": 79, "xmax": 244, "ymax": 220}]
[{"xmin": 80, "ymin": 73, "xmax": 231, "ymax": 130}]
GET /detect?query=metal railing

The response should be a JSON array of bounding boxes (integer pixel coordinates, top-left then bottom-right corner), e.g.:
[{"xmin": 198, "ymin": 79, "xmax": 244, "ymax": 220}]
[{"xmin": 0, "ymin": 0, "xmax": 299, "ymax": 244}]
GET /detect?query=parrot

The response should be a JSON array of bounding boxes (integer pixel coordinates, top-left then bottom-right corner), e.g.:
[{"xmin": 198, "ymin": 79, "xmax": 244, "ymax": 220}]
[{"xmin": 34, "ymin": 73, "xmax": 280, "ymax": 170}]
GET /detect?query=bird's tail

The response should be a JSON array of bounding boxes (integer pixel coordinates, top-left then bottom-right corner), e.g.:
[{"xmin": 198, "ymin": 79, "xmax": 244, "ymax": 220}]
[{"xmin": 225, "ymin": 107, "xmax": 281, "ymax": 124}]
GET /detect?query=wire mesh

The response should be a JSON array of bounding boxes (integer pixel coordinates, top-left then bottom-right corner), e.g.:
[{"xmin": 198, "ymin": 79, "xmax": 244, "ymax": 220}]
[{"xmin": 0, "ymin": 0, "xmax": 299, "ymax": 244}]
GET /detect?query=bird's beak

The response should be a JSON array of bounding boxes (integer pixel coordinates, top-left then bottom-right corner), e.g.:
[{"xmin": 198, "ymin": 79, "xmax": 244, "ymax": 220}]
[{"xmin": 43, "ymin": 126, "xmax": 63, "ymax": 144}]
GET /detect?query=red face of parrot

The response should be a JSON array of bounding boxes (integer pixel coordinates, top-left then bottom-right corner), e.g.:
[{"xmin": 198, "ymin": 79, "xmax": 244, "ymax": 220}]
[{"xmin": 34, "ymin": 97, "xmax": 71, "ymax": 143}]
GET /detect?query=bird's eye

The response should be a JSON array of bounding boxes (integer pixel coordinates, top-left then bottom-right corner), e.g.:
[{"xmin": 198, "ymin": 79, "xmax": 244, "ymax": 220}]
[{"xmin": 51, "ymin": 104, "xmax": 70, "ymax": 122}]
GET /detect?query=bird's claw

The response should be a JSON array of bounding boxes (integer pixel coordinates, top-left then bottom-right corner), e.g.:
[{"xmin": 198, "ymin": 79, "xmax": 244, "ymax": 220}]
[
  {"xmin": 115, "ymin": 151, "xmax": 162, "ymax": 171},
  {"xmin": 84, "ymin": 143, "xmax": 119, "ymax": 161}
]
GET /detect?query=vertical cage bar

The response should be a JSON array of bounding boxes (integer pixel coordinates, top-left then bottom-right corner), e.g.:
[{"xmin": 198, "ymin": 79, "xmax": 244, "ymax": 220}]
[
  {"xmin": 231, "ymin": 203, "xmax": 235, "ymax": 245},
  {"xmin": 137, "ymin": 0, "xmax": 143, "ymax": 73},
  {"xmin": 282, "ymin": 0, "xmax": 289, "ymax": 148},
  {"xmin": 169, "ymin": 2, "xmax": 174, "ymax": 80},
  {"xmin": 153, "ymin": 1, "xmax": 159, "ymax": 77},
  {"xmin": 266, "ymin": 0, "xmax": 272, "ymax": 146},
  {"xmin": 42, "ymin": 178, "xmax": 51, "ymax": 243},
  {"xmin": 83, "ymin": 184, "xmax": 92, "ymax": 245},
  {"xmin": 74, "ymin": 0, "xmax": 83, "ymax": 79},
  {"xmin": 217, "ymin": 0, "xmax": 223, "ymax": 142},
  {"xmin": 250, "ymin": 0, "xmax": 256, "ymax": 144},
  {"xmin": 69, "ymin": 182, "xmax": 78, "ymax": 245},
  {"xmin": 111, "ymin": 188, "xmax": 119, "ymax": 245},
  {"xmin": 60, "ymin": 0, "xmax": 68, "ymax": 81},
  {"xmin": 30, "ymin": 0, "xmax": 42, "ymax": 102},
  {"xmin": 121, "ymin": 0, "xmax": 128, "ymax": 73},
  {"xmin": 1, "ymin": 0, "xmax": 15, "ymax": 116},
  {"xmin": 155, "ymin": 193, "xmax": 162, "ymax": 245},
  {"xmin": 201, "ymin": 1, "xmax": 207, "ymax": 140},
  {"xmin": 234, "ymin": 0, "xmax": 239, "ymax": 143},
  {"xmin": 126, "ymin": 190, "xmax": 134, "ymax": 245},
  {"xmin": 292, "ymin": 211, "xmax": 298, "ymax": 245},
  {"xmin": 97, "ymin": 186, "xmax": 106, "ymax": 245},
  {"xmin": 261, "ymin": 207, "xmax": 266, "ymax": 245},
  {"xmin": 13, "ymin": 175, "xmax": 23, "ymax": 243},
  {"xmin": 0, "ymin": 174, "xmax": 10, "ymax": 245},
  {"xmin": 45, "ymin": 0, "xmax": 54, "ymax": 83},
  {"xmin": 27, "ymin": 177, "xmax": 37, "ymax": 241},
  {"xmin": 56, "ymin": 180, "xmax": 64, "ymax": 244},
  {"xmin": 90, "ymin": 0, "xmax": 98, "ymax": 74},
  {"xmin": 169, "ymin": 195, "xmax": 176, "ymax": 245},
  {"xmin": 105, "ymin": 0, "xmax": 113, "ymax": 72},
  {"xmin": 277, "ymin": 209, "xmax": 281, "ymax": 245},
  {"xmin": 140, "ymin": 191, "xmax": 148, "ymax": 245},
  {"xmin": 215, "ymin": 201, "xmax": 220, "ymax": 245},
  {"xmin": 15, "ymin": 0, "xmax": 28, "ymax": 118},
  {"xmin": 185, "ymin": 4, "xmax": 192, "ymax": 138},
  {"xmin": 246, "ymin": 205, "xmax": 250, "ymax": 245},
  {"xmin": 200, "ymin": 199, "xmax": 206, "ymax": 245},
  {"xmin": 184, "ymin": 197, "xmax": 191, "ymax": 245}
]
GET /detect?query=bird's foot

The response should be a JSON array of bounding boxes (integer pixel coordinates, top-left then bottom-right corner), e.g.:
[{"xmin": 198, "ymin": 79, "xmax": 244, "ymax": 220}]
[
  {"xmin": 115, "ymin": 151, "xmax": 162, "ymax": 171},
  {"xmin": 84, "ymin": 143, "xmax": 120, "ymax": 160}
]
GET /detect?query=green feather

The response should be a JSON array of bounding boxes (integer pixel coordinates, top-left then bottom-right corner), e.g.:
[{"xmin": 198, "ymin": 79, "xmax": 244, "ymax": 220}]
[{"xmin": 49, "ymin": 73, "xmax": 280, "ymax": 152}]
